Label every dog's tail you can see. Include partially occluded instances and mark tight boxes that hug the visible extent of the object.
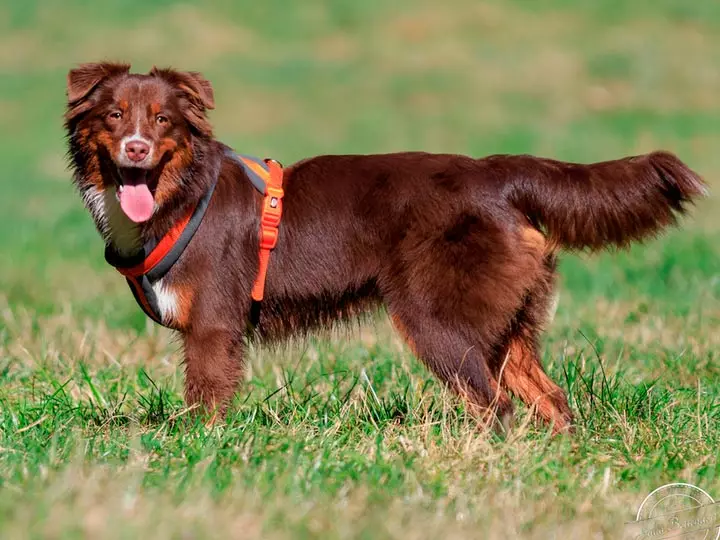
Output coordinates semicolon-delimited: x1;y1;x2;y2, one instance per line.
500;151;706;250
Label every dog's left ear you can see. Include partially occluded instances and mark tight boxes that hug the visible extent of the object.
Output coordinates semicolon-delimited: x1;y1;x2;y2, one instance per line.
151;67;215;136
66;62;130;121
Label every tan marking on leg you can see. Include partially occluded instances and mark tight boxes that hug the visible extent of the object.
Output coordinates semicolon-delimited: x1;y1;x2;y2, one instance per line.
501;339;573;434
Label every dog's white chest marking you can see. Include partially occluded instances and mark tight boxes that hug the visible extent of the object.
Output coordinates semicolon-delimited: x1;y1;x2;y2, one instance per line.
153;278;179;324
83;185;142;256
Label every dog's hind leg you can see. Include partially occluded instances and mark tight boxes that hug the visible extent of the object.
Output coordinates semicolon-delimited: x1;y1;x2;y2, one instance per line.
502;335;573;434
493;258;574;433
383;209;562;433
390;311;514;432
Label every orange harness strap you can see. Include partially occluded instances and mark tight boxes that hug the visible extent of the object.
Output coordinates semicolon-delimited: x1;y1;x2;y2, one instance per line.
244;158;284;302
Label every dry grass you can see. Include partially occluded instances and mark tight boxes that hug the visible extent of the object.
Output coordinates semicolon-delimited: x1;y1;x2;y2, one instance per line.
2;293;720;538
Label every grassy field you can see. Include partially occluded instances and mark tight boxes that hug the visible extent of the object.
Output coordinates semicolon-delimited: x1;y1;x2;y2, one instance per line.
1;0;720;538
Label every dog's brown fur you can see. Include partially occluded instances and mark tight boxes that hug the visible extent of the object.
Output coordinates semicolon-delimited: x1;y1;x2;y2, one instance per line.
65;63;706;433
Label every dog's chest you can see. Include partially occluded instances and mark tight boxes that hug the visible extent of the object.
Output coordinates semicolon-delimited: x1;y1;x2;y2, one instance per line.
87;186;190;328
84;185;142;256
152;278;180;325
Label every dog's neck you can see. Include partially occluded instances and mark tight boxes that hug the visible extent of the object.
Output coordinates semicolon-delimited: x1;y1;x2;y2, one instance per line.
83;184;143;256
78;139;221;257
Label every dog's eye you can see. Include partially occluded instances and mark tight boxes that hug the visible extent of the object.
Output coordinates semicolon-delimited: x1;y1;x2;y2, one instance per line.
156;115;169;125
108;111;122;120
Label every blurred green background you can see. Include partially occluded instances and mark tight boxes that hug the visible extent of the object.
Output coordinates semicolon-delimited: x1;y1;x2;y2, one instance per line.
1;1;720;538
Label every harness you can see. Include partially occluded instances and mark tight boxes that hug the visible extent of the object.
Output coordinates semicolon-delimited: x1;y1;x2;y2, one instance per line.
105;149;284;328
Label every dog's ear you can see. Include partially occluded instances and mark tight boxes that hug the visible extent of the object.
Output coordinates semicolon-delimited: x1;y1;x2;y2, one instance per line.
150;67;215;136
66;62;130;121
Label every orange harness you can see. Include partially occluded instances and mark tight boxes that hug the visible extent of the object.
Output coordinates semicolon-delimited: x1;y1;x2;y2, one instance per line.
237;157;285;302
105;151;284;327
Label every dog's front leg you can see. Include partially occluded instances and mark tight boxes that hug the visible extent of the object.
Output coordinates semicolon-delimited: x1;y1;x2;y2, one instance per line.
181;327;244;422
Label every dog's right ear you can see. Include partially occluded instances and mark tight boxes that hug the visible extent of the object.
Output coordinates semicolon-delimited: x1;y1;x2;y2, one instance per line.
66;62;130;121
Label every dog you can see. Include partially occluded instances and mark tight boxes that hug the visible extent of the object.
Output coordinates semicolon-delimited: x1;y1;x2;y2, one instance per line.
65;62;705;433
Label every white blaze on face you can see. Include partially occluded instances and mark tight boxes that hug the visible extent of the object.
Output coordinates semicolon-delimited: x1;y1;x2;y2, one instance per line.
114;118;157;224
116;120;154;169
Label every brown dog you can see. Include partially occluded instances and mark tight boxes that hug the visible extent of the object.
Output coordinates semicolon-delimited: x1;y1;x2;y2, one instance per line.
65;62;705;433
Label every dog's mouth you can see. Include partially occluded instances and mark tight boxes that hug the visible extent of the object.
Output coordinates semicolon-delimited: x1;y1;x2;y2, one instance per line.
115;167;156;223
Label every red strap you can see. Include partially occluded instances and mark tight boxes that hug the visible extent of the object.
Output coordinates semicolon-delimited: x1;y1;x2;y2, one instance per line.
116;211;193;278
251;159;284;301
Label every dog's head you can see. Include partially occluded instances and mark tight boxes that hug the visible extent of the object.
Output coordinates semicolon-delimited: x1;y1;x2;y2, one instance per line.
65;62;215;223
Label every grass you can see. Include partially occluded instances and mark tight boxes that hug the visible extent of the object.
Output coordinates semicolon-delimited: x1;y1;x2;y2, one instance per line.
1;0;720;538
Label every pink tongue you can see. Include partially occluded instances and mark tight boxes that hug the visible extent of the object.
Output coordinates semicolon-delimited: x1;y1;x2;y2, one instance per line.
119;183;154;223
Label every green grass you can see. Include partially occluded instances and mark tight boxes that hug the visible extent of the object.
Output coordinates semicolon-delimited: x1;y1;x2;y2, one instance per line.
1;0;720;538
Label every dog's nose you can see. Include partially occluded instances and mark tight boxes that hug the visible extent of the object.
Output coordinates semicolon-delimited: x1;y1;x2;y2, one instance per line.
125;141;150;162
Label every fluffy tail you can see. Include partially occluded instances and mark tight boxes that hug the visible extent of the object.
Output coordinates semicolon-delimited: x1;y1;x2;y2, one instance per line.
502;151;707;250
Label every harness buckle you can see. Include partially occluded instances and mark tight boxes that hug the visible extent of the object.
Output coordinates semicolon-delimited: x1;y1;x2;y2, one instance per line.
251;158;284;303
